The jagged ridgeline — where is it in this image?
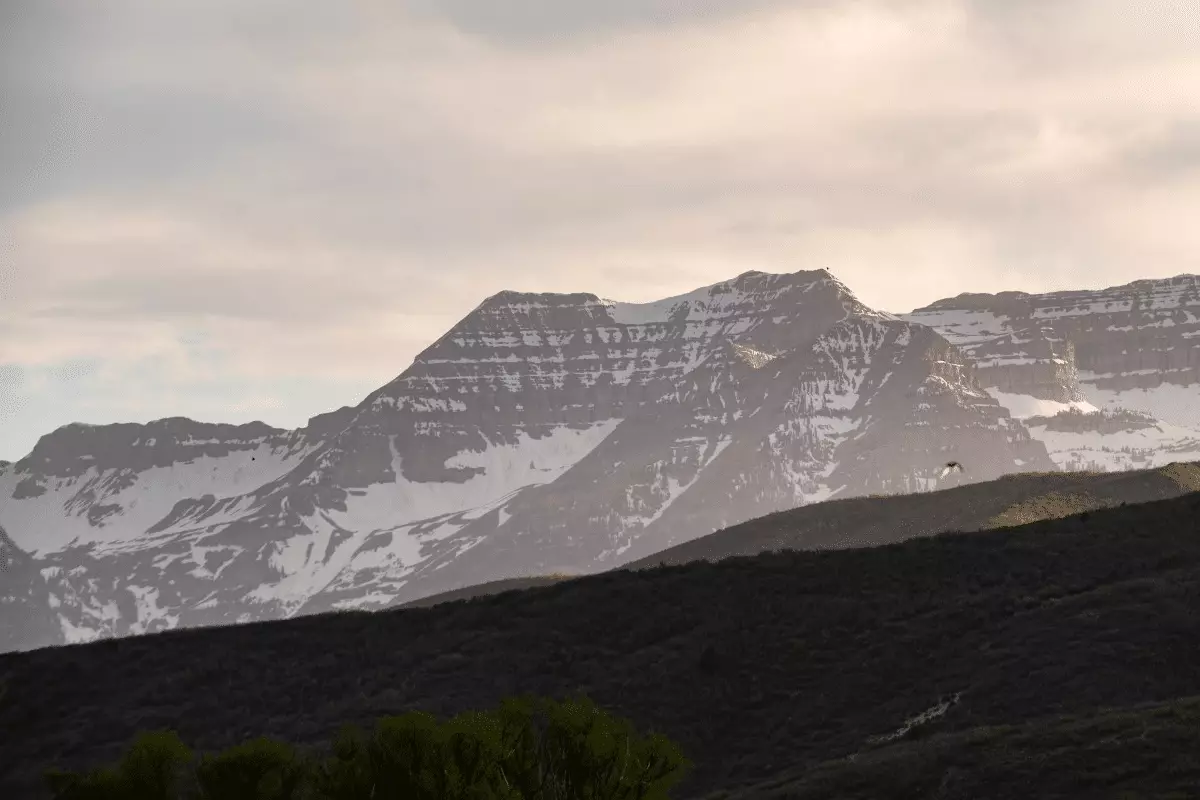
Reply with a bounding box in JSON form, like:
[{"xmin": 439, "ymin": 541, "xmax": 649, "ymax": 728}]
[{"xmin": 2, "ymin": 270, "xmax": 1200, "ymax": 652}]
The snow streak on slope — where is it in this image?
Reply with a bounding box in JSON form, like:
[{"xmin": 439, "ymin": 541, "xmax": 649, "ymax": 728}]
[
  {"xmin": 779, "ymin": 318, "xmax": 904, "ymax": 501},
  {"xmin": 242, "ymin": 421, "xmax": 627, "ymax": 612},
  {"xmin": 0, "ymin": 445, "xmax": 309, "ymax": 555},
  {"xmin": 731, "ymin": 343, "xmax": 777, "ymax": 369},
  {"xmin": 245, "ymin": 509, "xmax": 373, "ymax": 612},
  {"xmin": 125, "ymin": 585, "xmax": 178, "ymax": 635},
  {"xmin": 618, "ymin": 435, "xmax": 734, "ymax": 534},
  {"xmin": 324, "ymin": 420, "xmax": 621, "ymax": 535}
]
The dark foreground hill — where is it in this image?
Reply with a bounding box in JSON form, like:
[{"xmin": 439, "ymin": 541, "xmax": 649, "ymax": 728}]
[
  {"xmin": 3, "ymin": 488, "xmax": 1200, "ymax": 798},
  {"xmin": 394, "ymin": 573, "xmax": 579, "ymax": 609}
]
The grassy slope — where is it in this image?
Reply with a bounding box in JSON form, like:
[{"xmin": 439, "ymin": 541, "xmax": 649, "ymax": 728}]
[{"xmin": 2, "ymin": 475, "xmax": 1200, "ymax": 798}]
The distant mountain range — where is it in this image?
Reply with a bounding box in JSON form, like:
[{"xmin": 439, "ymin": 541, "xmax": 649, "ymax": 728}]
[{"xmin": 3, "ymin": 269, "xmax": 1199, "ymax": 653}]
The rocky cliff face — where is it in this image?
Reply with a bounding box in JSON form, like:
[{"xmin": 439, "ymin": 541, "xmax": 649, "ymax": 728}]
[
  {"xmin": 903, "ymin": 274, "xmax": 1200, "ymax": 472},
  {"xmin": 0, "ymin": 269, "xmax": 1052, "ymax": 650}
]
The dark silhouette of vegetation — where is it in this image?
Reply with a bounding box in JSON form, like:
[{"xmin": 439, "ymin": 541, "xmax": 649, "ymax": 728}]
[
  {"xmin": 41, "ymin": 695, "xmax": 689, "ymax": 799},
  {"xmin": 4, "ymin": 477, "xmax": 1200, "ymax": 798}
]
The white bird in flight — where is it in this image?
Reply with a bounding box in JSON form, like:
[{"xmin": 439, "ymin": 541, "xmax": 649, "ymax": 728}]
[{"xmin": 939, "ymin": 461, "xmax": 964, "ymax": 479}]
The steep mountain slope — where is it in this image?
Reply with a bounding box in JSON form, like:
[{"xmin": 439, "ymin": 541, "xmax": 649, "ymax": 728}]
[
  {"xmin": 424, "ymin": 317, "xmax": 1048, "ymax": 588},
  {"xmin": 0, "ymin": 269, "xmax": 1052, "ymax": 650},
  {"xmin": 0, "ymin": 414, "xmax": 351, "ymax": 640},
  {"xmin": 292, "ymin": 271, "xmax": 1049, "ymax": 613},
  {"xmin": 903, "ymin": 274, "xmax": 1200, "ymax": 471},
  {"xmin": 0, "ymin": 526, "xmax": 64, "ymax": 652},
  {"xmin": 3, "ymin": 485, "xmax": 1200, "ymax": 799},
  {"xmin": 0, "ymin": 417, "xmax": 340, "ymax": 556}
]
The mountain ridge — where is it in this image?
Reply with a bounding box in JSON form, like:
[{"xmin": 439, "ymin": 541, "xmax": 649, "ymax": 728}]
[{"xmin": 2, "ymin": 268, "xmax": 1197, "ymax": 652}]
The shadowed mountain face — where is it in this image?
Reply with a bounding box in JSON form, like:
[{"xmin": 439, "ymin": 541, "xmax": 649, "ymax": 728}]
[
  {"xmin": 0, "ymin": 526, "xmax": 64, "ymax": 652},
  {"xmin": 2, "ymin": 483, "xmax": 1200, "ymax": 799},
  {"xmin": 11, "ymin": 268, "xmax": 1193, "ymax": 652}
]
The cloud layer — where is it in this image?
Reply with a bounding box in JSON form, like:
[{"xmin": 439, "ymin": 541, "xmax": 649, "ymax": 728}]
[{"xmin": 2, "ymin": 0, "xmax": 1199, "ymax": 458}]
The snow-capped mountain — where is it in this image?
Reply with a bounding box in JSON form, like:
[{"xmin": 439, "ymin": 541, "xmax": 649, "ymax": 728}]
[
  {"xmin": 0, "ymin": 268, "xmax": 1071, "ymax": 651},
  {"xmin": 903, "ymin": 274, "xmax": 1200, "ymax": 471}
]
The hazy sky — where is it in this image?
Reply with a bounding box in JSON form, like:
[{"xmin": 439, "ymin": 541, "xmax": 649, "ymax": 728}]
[{"xmin": 2, "ymin": 0, "xmax": 1199, "ymax": 460}]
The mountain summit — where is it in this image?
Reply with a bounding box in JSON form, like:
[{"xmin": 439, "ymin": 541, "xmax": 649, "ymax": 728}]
[{"xmin": 0, "ymin": 268, "xmax": 1071, "ymax": 650}]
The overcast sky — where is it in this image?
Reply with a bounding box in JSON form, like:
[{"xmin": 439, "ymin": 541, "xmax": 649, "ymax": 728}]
[{"xmin": 2, "ymin": 0, "xmax": 1199, "ymax": 460}]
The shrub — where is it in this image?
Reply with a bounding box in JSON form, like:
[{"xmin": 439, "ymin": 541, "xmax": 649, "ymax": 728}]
[
  {"xmin": 45, "ymin": 694, "xmax": 691, "ymax": 800},
  {"xmin": 45, "ymin": 731, "xmax": 193, "ymax": 800},
  {"xmin": 194, "ymin": 737, "xmax": 308, "ymax": 800}
]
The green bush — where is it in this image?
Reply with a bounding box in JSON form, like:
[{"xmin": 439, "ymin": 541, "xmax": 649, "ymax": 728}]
[
  {"xmin": 45, "ymin": 731, "xmax": 194, "ymax": 800},
  {"xmin": 195, "ymin": 737, "xmax": 308, "ymax": 800},
  {"xmin": 44, "ymin": 694, "xmax": 690, "ymax": 800}
]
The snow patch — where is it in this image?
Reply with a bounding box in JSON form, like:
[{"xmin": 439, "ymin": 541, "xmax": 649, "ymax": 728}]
[
  {"xmin": 0, "ymin": 443, "xmax": 311, "ymax": 555},
  {"xmin": 990, "ymin": 391, "xmax": 1099, "ymax": 420},
  {"xmin": 327, "ymin": 420, "xmax": 621, "ymax": 535},
  {"xmin": 126, "ymin": 585, "xmax": 178, "ymax": 634},
  {"xmin": 1077, "ymin": 377, "xmax": 1200, "ymax": 431}
]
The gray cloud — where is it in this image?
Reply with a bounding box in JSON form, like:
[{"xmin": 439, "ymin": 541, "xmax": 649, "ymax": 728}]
[
  {"xmin": 0, "ymin": 87, "xmax": 304, "ymax": 214},
  {"xmin": 1119, "ymin": 119, "xmax": 1200, "ymax": 182},
  {"xmin": 404, "ymin": 0, "xmax": 797, "ymax": 43},
  {"xmin": 40, "ymin": 257, "xmax": 459, "ymax": 323},
  {"xmin": 2, "ymin": 0, "xmax": 1200, "ymax": 459}
]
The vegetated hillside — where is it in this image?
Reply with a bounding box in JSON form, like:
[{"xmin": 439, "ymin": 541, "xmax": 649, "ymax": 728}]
[
  {"xmin": 626, "ymin": 460, "xmax": 1200, "ymax": 570},
  {"xmin": 714, "ymin": 694, "xmax": 1200, "ymax": 800},
  {"xmin": 3, "ymin": 489, "xmax": 1200, "ymax": 799},
  {"xmin": 394, "ymin": 573, "xmax": 578, "ymax": 609}
]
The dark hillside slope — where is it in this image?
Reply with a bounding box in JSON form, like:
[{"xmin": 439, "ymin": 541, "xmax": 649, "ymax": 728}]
[
  {"xmin": 716, "ymin": 694, "xmax": 1200, "ymax": 800},
  {"xmin": 395, "ymin": 573, "xmax": 577, "ymax": 609},
  {"xmin": 627, "ymin": 461, "xmax": 1200, "ymax": 569},
  {"xmin": 3, "ymin": 491, "xmax": 1200, "ymax": 798},
  {"xmin": 396, "ymin": 462, "xmax": 1200, "ymax": 611}
]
